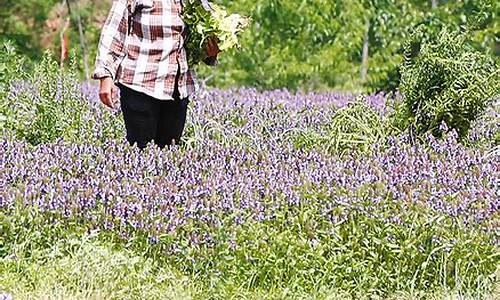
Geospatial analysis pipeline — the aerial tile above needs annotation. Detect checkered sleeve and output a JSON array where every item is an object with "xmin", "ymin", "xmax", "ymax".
[{"xmin": 92, "ymin": 0, "xmax": 129, "ymax": 80}]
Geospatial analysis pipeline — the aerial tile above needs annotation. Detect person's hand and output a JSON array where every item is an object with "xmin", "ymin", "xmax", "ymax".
[
  {"xmin": 99, "ymin": 77, "xmax": 118, "ymax": 109},
  {"xmin": 205, "ymin": 36, "xmax": 220, "ymax": 58}
]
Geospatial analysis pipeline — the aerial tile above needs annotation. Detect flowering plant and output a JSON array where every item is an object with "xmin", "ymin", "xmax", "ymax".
[{"xmin": 182, "ymin": 0, "xmax": 250, "ymax": 65}]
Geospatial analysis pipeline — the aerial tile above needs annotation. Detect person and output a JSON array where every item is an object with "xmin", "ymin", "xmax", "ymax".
[{"xmin": 92, "ymin": 0, "xmax": 219, "ymax": 149}]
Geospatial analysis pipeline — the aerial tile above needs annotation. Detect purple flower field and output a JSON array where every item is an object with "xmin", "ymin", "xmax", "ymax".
[
  {"xmin": 1, "ymin": 84, "xmax": 499, "ymax": 297},
  {"xmin": 1, "ymin": 87, "xmax": 498, "ymax": 241}
]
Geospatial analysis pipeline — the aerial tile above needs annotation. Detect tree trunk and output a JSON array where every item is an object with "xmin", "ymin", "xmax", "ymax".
[
  {"xmin": 360, "ymin": 19, "xmax": 370, "ymax": 83},
  {"xmin": 76, "ymin": 13, "xmax": 90, "ymax": 79},
  {"xmin": 431, "ymin": 0, "xmax": 438, "ymax": 9},
  {"xmin": 65, "ymin": 0, "xmax": 90, "ymax": 79},
  {"xmin": 60, "ymin": 18, "xmax": 70, "ymax": 67}
]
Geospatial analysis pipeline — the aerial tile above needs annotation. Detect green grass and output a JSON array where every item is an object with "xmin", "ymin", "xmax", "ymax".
[
  {"xmin": 0, "ymin": 235, "xmax": 194, "ymax": 299},
  {"xmin": 1, "ymin": 233, "xmax": 497, "ymax": 300},
  {"xmin": 1, "ymin": 203, "xmax": 498, "ymax": 300},
  {"xmin": 1, "ymin": 232, "xmax": 345, "ymax": 300}
]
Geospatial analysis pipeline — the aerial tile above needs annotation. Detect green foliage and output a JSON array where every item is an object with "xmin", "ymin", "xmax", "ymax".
[
  {"xmin": 1, "ymin": 0, "xmax": 498, "ymax": 91},
  {"xmin": 197, "ymin": 0, "xmax": 498, "ymax": 92},
  {"xmin": 0, "ymin": 210, "xmax": 192, "ymax": 299},
  {"xmin": 1, "ymin": 49, "xmax": 123, "ymax": 146},
  {"xmin": 183, "ymin": 0, "xmax": 216, "ymax": 66},
  {"xmin": 0, "ymin": 41, "xmax": 25, "ymax": 95},
  {"xmin": 327, "ymin": 99, "xmax": 387, "ymax": 154},
  {"xmin": 0, "ymin": 42, "xmax": 27, "ymax": 130},
  {"xmin": 398, "ymin": 28, "xmax": 499, "ymax": 139},
  {"xmin": 4, "ymin": 52, "xmax": 80, "ymax": 145},
  {"xmin": 0, "ymin": 0, "xmax": 60, "ymax": 58}
]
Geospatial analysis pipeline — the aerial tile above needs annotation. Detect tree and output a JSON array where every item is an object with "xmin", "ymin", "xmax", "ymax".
[
  {"xmin": 0, "ymin": 0, "xmax": 60, "ymax": 58},
  {"xmin": 1, "ymin": 0, "xmax": 497, "ymax": 90}
]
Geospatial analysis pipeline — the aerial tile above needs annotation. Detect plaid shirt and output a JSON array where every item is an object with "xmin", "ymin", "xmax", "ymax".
[{"xmin": 92, "ymin": 0, "xmax": 199, "ymax": 100}]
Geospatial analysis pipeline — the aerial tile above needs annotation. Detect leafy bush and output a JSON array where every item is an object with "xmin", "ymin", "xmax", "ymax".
[
  {"xmin": 0, "ymin": 41, "xmax": 26, "ymax": 97},
  {"xmin": 1, "ymin": 50, "xmax": 123, "ymax": 145},
  {"xmin": 398, "ymin": 27, "xmax": 499, "ymax": 139},
  {"xmin": 0, "ymin": 42, "xmax": 27, "ymax": 130}
]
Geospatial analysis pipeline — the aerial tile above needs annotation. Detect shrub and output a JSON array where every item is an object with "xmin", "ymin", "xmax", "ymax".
[
  {"xmin": 0, "ymin": 41, "xmax": 26, "ymax": 97},
  {"xmin": 0, "ymin": 41, "xmax": 27, "ymax": 130},
  {"xmin": 1, "ymin": 50, "xmax": 123, "ymax": 145},
  {"xmin": 398, "ymin": 27, "xmax": 499, "ymax": 139}
]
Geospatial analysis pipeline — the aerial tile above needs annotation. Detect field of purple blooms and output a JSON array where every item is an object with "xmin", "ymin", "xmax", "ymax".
[{"xmin": 1, "ymin": 78, "xmax": 499, "ymax": 298}]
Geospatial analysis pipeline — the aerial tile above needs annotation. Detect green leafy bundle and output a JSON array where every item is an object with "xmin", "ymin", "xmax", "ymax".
[
  {"xmin": 293, "ymin": 98, "xmax": 387, "ymax": 156},
  {"xmin": 182, "ymin": 0, "xmax": 250, "ymax": 66},
  {"xmin": 325, "ymin": 99, "xmax": 386, "ymax": 155}
]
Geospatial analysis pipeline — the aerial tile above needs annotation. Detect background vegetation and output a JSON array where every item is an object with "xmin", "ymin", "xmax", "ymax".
[{"xmin": 0, "ymin": 0, "xmax": 498, "ymax": 91}]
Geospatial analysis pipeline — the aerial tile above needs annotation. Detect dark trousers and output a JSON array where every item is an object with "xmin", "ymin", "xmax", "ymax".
[{"xmin": 117, "ymin": 82, "xmax": 189, "ymax": 149}]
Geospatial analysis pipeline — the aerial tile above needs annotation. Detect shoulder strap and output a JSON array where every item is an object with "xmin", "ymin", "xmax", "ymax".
[{"xmin": 127, "ymin": 0, "xmax": 136, "ymax": 35}]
